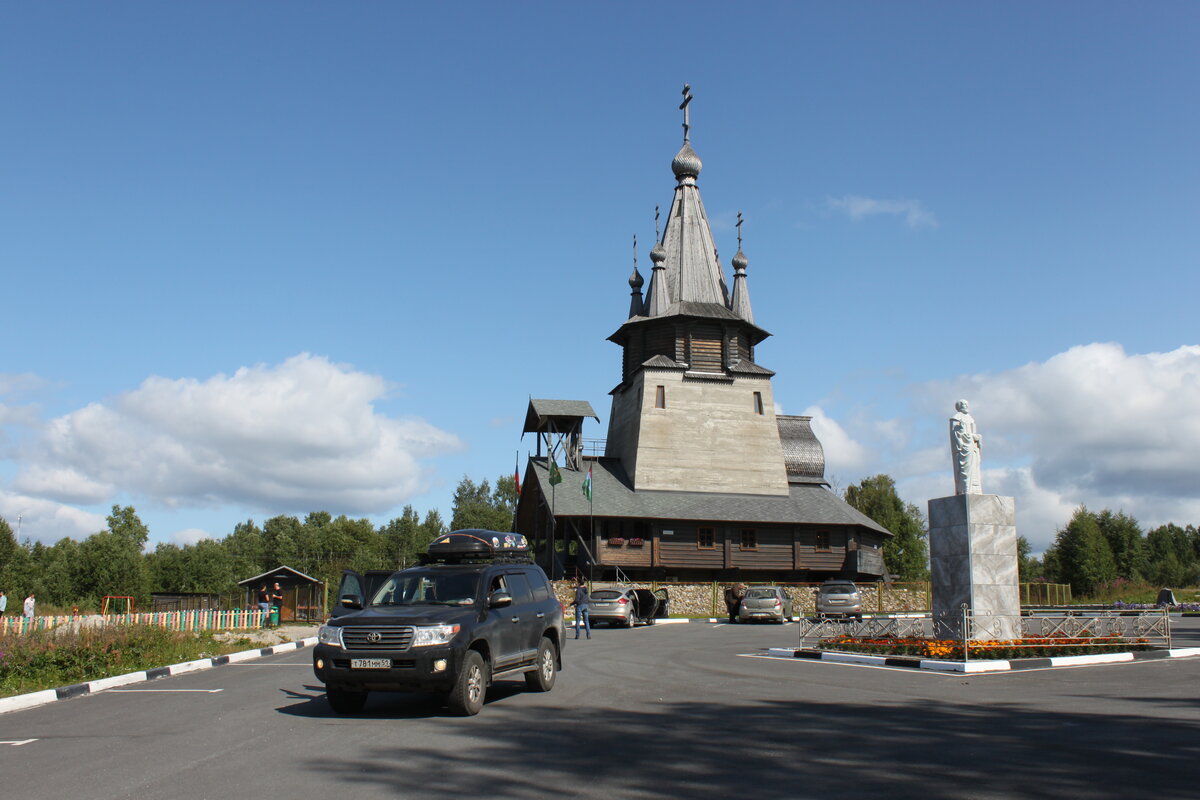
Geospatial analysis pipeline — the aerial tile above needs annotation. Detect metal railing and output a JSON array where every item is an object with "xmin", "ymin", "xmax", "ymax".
[{"xmin": 800, "ymin": 607, "xmax": 1172, "ymax": 661}]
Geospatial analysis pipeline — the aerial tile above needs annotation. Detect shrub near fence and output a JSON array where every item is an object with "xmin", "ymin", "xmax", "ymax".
[{"xmin": 0, "ymin": 609, "xmax": 265, "ymax": 636}]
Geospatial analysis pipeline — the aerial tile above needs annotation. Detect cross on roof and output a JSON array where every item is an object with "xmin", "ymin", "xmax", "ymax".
[
  {"xmin": 736, "ymin": 211, "xmax": 744, "ymax": 249},
  {"xmin": 680, "ymin": 84, "xmax": 693, "ymax": 142}
]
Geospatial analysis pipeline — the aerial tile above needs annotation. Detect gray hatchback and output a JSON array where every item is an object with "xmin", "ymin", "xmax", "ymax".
[
  {"xmin": 816, "ymin": 580, "xmax": 863, "ymax": 620},
  {"xmin": 737, "ymin": 586, "xmax": 793, "ymax": 624}
]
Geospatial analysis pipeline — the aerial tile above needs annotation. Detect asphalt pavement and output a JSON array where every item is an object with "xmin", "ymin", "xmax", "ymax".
[{"xmin": 2, "ymin": 618, "xmax": 1199, "ymax": 799}]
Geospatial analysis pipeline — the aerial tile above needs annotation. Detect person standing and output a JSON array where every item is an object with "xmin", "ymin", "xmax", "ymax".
[
  {"xmin": 572, "ymin": 578, "xmax": 591, "ymax": 640},
  {"xmin": 23, "ymin": 592, "xmax": 35, "ymax": 620},
  {"xmin": 0, "ymin": 590, "xmax": 7, "ymax": 616},
  {"xmin": 270, "ymin": 582, "xmax": 285, "ymax": 621},
  {"xmin": 724, "ymin": 583, "xmax": 747, "ymax": 624}
]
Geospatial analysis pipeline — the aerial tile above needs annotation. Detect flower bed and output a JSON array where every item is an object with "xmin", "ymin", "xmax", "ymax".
[{"xmin": 818, "ymin": 633, "xmax": 1153, "ymax": 661}]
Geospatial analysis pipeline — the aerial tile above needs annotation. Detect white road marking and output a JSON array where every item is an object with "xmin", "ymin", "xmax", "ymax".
[
  {"xmin": 108, "ymin": 689, "xmax": 224, "ymax": 693},
  {"xmin": 1, "ymin": 739, "xmax": 38, "ymax": 746}
]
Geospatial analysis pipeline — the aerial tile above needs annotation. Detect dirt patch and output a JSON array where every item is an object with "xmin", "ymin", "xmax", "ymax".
[{"xmin": 214, "ymin": 624, "xmax": 318, "ymax": 647}]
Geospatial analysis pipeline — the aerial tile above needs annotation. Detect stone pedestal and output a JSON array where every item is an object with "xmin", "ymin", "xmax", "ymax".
[{"xmin": 928, "ymin": 494, "xmax": 1020, "ymax": 641}]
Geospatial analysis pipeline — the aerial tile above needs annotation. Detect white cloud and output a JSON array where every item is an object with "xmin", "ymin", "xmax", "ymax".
[
  {"xmin": 8, "ymin": 353, "xmax": 463, "ymax": 520},
  {"xmin": 926, "ymin": 343, "xmax": 1200, "ymax": 500},
  {"xmin": 822, "ymin": 343, "xmax": 1200, "ymax": 552},
  {"xmin": 802, "ymin": 405, "xmax": 871, "ymax": 474},
  {"xmin": 170, "ymin": 528, "xmax": 212, "ymax": 546},
  {"xmin": 827, "ymin": 195, "xmax": 938, "ymax": 229},
  {"xmin": 0, "ymin": 492, "xmax": 106, "ymax": 544}
]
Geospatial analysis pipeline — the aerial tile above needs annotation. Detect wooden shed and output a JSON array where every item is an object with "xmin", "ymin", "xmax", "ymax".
[{"xmin": 238, "ymin": 566, "xmax": 324, "ymax": 622}]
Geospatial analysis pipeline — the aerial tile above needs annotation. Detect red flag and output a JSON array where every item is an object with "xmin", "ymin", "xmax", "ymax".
[{"xmin": 514, "ymin": 452, "xmax": 522, "ymax": 496}]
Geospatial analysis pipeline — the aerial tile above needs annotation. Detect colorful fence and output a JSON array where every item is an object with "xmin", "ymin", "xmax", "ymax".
[{"xmin": 0, "ymin": 608, "xmax": 265, "ymax": 636}]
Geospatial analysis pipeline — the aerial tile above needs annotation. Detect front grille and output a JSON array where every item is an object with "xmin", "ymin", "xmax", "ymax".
[{"xmin": 342, "ymin": 626, "xmax": 415, "ymax": 650}]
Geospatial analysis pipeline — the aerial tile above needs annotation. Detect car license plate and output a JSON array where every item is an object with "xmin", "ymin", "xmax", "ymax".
[{"xmin": 350, "ymin": 658, "xmax": 391, "ymax": 669}]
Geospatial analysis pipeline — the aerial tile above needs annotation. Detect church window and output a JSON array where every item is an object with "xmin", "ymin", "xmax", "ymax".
[
  {"xmin": 740, "ymin": 529, "xmax": 757, "ymax": 550},
  {"xmin": 697, "ymin": 527, "xmax": 715, "ymax": 549},
  {"xmin": 815, "ymin": 531, "xmax": 831, "ymax": 552},
  {"xmin": 655, "ymin": 385, "xmax": 666, "ymax": 409},
  {"xmin": 753, "ymin": 392, "xmax": 764, "ymax": 415}
]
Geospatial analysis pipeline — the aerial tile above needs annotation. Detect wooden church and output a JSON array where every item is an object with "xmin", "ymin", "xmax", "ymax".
[{"xmin": 513, "ymin": 88, "xmax": 892, "ymax": 581}]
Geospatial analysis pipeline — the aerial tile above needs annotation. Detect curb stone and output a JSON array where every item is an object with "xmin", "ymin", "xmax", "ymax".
[
  {"xmin": 764, "ymin": 645, "xmax": 1200, "ymax": 673},
  {"xmin": 0, "ymin": 636, "xmax": 319, "ymax": 716}
]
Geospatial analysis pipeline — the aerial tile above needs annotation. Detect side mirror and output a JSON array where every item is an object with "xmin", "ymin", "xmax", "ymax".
[
  {"xmin": 340, "ymin": 594, "xmax": 362, "ymax": 610},
  {"xmin": 489, "ymin": 590, "xmax": 513, "ymax": 608}
]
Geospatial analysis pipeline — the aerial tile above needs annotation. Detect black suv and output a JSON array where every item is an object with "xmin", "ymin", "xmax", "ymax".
[{"xmin": 313, "ymin": 530, "xmax": 565, "ymax": 716}]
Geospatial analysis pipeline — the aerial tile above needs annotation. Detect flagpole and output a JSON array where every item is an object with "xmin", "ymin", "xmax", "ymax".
[{"xmin": 589, "ymin": 482, "xmax": 594, "ymax": 582}]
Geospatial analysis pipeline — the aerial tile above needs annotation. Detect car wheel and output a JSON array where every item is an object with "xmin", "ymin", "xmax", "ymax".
[
  {"xmin": 326, "ymin": 687, "xmax": 368, "ymax": 714},
  {"xmin": 447, "ymin": 650, "xmax": 488, "ymax": 716},
  {"xmin": 625, "ymin": 614, "xmax": 634, "ymax": 628},
  {"xmin": 525, "ymin": 637, "xmax": 557, "ymax": 692}
]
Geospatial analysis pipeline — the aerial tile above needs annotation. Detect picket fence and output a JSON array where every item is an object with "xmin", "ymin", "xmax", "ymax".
[{"xmin": 0, "ymin": 608, "xmax": 265, "ymax": 636}]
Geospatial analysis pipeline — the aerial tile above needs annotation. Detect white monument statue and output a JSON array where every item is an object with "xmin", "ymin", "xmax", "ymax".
[{"xmin": 950, "ymin": 399, "xmax": 982, "ymax": 495}]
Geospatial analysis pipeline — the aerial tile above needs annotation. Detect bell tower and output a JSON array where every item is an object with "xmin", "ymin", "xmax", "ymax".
[{"xmin": 604, "ymin": 86, "xmax": 789, "ymax": 496}]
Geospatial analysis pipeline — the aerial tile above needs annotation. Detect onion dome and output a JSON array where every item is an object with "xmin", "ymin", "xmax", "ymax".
[
  {"xmin": 732, "ymin": 248, "xmax": 748, "ymax": 274},
  {"xmin": 671, "ymin": 142, "xmax": 703, "ymax": 181},
  {"xmin": 628, "ymin": 265, "xmax": 644, "ymax": 290},
  {"xmin": 650, "ymin": 241, "xmax": 666, "ymax": 265}
]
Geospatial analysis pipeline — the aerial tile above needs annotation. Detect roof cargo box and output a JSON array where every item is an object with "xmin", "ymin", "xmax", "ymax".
[{"xmin": 422, "ymin": 530, "xmax": 532, "ymax": 564}]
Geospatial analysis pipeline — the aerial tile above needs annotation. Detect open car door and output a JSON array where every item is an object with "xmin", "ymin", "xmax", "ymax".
[
  {"xmin": 632, "ymin": 589, "xmax": 661, "ymax": 626},
  {"xmin": 331, "ymin": 570, "xmax": 366, "ymax": 618}
]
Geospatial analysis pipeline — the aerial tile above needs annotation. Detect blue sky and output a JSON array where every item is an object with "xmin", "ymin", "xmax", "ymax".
[{"xmin": 1, "ymin": 2, "xmax": 1197, "ymax": 553}]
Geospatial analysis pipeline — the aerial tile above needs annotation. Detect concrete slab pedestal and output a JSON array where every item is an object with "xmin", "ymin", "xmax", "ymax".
[{"xmin": 928, "ymin": 494, "xmax": 1020, "ymax": 641}]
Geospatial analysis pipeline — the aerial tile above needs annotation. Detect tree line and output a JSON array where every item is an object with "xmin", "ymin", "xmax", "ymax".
[
  {"xmin": 0, "ymin": 475, "xmax": 516, "ymax": 610},
  {"xmin": 5, "ymin": 469, "xmax": 1189, "ymax": 607},
  {"xmin": 1033, "ymin": 507, "xmax": 1200, "ymax": 596}
]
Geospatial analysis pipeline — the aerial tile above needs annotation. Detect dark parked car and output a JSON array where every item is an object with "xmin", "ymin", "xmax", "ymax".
[
  {"xmin": 816, "ymin": 580, "xmax": 863, "ymax": 620},
  {"xmin": 313, "ymin": 530, "xmax": 565, "ymax": 716},
  {"xmin": 588, "ymin": 587, "xmax": 668, "ymax": 627}
]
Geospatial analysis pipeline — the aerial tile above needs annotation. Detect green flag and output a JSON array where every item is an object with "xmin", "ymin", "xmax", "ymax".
[
  {"xmin": 582, "ymin": 464, "xmax": 593, "ymax": 502},
  {"xmin": 548, "ymin": 458, "xmax": 562, "ymax": 486}
]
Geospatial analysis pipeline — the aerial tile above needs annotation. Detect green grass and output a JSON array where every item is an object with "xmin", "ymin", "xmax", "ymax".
[
  {"xmin": 0, "ymin": 625, "xmax": 257, "ymax": 698},
  {"xmin": 1077, "ymin": 581, "xmax": 1200, "ymax": 605}
]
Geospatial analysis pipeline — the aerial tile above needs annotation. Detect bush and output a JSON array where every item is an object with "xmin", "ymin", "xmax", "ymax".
[{"xmin": 0, "ymin": 625, "xmax": 242, "ymax": 697}]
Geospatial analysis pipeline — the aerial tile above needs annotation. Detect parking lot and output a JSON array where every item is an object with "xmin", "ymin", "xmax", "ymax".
[{"xmin": 2, "ymin": 619, "xmax": 1199, "ymax": 799}]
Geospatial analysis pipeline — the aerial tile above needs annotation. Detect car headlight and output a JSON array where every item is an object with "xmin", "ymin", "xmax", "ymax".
[
  {"xmin": 317, "ymin": 624, "xmax": 344, "ymax": 648},
  {"xmin": 411, "ymin": 624, "xmax": 461, "ymax": 647}
]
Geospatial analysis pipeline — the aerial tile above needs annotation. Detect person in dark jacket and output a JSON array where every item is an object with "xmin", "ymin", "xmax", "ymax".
[
  {"xmin": 724, "ymin": 583, "xmax": 747, "ymax": 624},
  {"xmin": 572, "ymin": 578, "xmax": 591, "ymax": 640}
]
